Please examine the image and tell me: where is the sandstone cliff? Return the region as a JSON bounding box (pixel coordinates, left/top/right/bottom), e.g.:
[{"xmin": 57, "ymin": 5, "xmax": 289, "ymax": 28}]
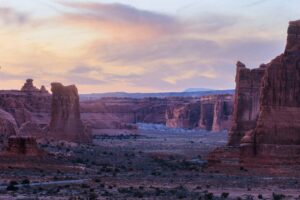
[
  {"xmin": 166, "ymin": 101, "xmax": 201, "ymax": 129},
  {"xmin": 227, "ymin": 62, "xmax": 266, "ymax": 146},
  {"xmin": 166, "ymin": 95, "xmax": 233, "ymax": 131},
  {"xmin": 49, "ymin": 83, "xmax": 91, "ymax": 144},
  {"xmin": 220, "ymin": 20, "xmax": 300, "ymax": 165},
  {"xmin": 0, "ymin": 79, "xmax": 51, "ymax": 127}
]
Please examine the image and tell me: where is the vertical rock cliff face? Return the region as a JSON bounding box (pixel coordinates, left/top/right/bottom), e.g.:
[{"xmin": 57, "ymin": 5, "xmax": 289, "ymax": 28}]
[
  {"xmin": 212, "ymin": 96, "xmax": 234, "ymax": 132},
  {"xmin": 220, "ymin": 20, "xmax": 300, "ymax": 165},
  {"xmin": 49, "ymin": 83, "xmax": 91, "ymax": 144},
  {"xmin": 166, "ymin": 95, "xmax": 233, "ymax": 131},
  {"xmin": 198, "ymin": 102, "xmax": 215, "ymax": 130},
  {"xmin": 242, "ymin": 20, "xmax": 300, "ymax": 163},
  {"xmin": 166, "ymin": 101, "xmax": 201, "ymax": 129},
  {"xmin": 227, "ymin": 62, "xmax": 266, "ymax": 146}
]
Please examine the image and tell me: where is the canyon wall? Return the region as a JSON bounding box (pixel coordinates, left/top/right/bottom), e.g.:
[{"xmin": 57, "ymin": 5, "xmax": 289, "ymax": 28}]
[
  {"xmin": 166, "ymin": 95, "xmax": 233, "ymax": 131},
  {"xmin": 240, "ymin": 20, "xmax": 300, "ymax": 164},
  {"xmin": 166, "ymin": 101, "xmax": 201, "ymax": 129},
  {"xmin": 0, "ymin": 79, "xmax": 51, "ymax": 128},
  {"xmin": 227, "ymin": 62, "xmax": 266, "ymax": 146},
  {"xmin": 217, "ymin": 20, "xmax": 300, "ymax": 165},
  {"xmin": 0, "ymin": 79, "xmax": 234, "ymax": 142}
]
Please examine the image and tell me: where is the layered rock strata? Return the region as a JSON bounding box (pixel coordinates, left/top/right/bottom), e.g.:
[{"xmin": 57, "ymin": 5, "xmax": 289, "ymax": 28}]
[
  {"xmin": 217, "ymin": 20, "xmax": 300, "ymax": 165},
  {"xmin": 227, "ymin": 62, "xmax": 266, "ymax": 146},
  {"xmin": 166, "ymin": 101, "xmax": 201, "ymax": 129},
  {"xmin": 0, "ymin": 79, "xmax": 51, "ymax": 127},
  {"xmin": 166, "ymin": 95, "xmax": 233, "ymax": 131}
]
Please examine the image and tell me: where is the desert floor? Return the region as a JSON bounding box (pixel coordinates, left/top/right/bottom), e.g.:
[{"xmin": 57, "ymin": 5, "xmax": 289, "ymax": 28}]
[{"xmin": 0, "ymin": 125, "xmax": 299, "ymax": 199}]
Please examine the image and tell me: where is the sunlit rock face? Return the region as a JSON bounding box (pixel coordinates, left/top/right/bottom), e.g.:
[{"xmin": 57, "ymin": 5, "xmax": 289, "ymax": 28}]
[
  {"xmin": 225, "ymin": 20, "xmax": 300, "ymax": 165},
  {"xmin": 49, "ymin": 83, "xmax": 92, "ymax": 144}
]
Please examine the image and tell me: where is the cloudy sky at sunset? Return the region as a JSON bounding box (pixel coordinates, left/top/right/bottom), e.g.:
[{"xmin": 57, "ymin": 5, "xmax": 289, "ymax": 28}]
[{"xmin": 0, "ymin": 0, "xmax": 299, "ymax": 93}]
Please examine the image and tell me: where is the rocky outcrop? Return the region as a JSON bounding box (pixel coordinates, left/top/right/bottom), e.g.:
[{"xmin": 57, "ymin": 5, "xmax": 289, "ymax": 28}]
[
  {"xmin": 19, "ymin": 121, "xmax": 45, "ymax": 139},
  {"xmin": 212, "ymin": 96, "xmax": 234, "ymax": 132},
  {"xmin": 227, "ymin": 62, "xmax": 266, "ymax": 146},
  {"xmin": 166, "ymin": 101, "xmax": 201, "ymax": 129},
  {"xmin": 166, "ymin": 95, "xmax": 233, "ymax": 131},
  {"xmin": 21, "ymin": 79, "xmax": 40, "ymax": 92},
  {"xmin": 0, "ymin": 109, "xmax": 18, "ymax": 143},
  {"xmin": 40, "ymin": 85, "xmax": 49, "ymax": 93},
  {"xmin": 6, "ymin": 136, "xmax": 44, "ymax": 156},
  {"xmin": 240, "ymin": 20, "xmax": 300, "ymax": 164},
  {"xmin": 80, "ymin": 97, "xmax": 169, "ymax": 130},
  {"xmin": 49, "ymin": 83, "xmax": 91, "ymax": 144},
  {"xmin": 82, "ymin": 95, "xmax": 233, "ymax": 132},
  {"xmin": 214, "ymin": 20, "xmax": 300, "ymax": 166},
  {"xmin": 0, "ymin": 79, "xmax": 51, "ymax": 128}
]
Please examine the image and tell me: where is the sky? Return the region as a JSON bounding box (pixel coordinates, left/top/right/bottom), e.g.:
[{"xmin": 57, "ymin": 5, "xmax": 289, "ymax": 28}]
[{"xmin": 0, "ymin": 0, "xmax": 299, "ymax": 93}]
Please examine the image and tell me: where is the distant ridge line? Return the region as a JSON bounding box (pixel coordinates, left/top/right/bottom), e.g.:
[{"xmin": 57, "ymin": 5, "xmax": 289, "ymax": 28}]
[{"xmin": 80, "ymin": 89, "xmax": 235, "ymax": 101}]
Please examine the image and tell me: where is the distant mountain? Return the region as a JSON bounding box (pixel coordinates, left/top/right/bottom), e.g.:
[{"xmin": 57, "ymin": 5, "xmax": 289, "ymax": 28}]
[
  {"xmin": 80, "ymin": 89, "xmax": 235, "ymax": 101},
  {"xmin": 183, "ymin": 88, "xmax": 212, "ymax": 92}
]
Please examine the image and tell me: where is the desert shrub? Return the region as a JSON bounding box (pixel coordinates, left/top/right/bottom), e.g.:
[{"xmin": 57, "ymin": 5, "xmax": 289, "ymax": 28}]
[
  {"xmin": 80, "ymin": 183, "xmax": 89, "ymax": 188},
  {"xmin": 272, "ymin": 193, "xmax": 285, "ymax": 200},
  {"xmin": 204, "ymin": 192, "xmax": 214, "ymax": 200},
  {"xmin": 221, "ymin": 192, "xmax": 229, "ymax": 198},
  {"xmin": 133, "ymin": 191, "xmax": 144, "ymax": 198},
  {"xmin": 93, "ymin": 178, "xmax": 101, "ymax": 183},
  {"xmin": 89, "ymin": 192, "xmax": 98, "ymax": 200},
  {"xmin": 21, "ymin": 179, "xmax": 30, "ymax": 185},
  {"xmin": 6, "ymin": 181, "xmax": 18, "ymax": 191}
]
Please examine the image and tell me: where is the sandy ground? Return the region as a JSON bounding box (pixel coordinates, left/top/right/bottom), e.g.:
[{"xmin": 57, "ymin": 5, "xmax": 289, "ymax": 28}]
[{"xmin": 0, "ymin": 126, "xmax": 299, "ymax": 199}]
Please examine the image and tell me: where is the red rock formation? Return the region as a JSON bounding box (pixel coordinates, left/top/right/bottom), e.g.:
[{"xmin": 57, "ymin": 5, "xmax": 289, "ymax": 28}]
[
  {"xmin": 0, "ymin": 109, "xmax": 17, "ymax": 143},
  {"xmin": 239, "ymin": 20, "xmax": 300, "ymax": 164},
  {"xmin": 166, "ymin": 95, "xmax": 233, "ymax": 131},
  {"xmin": 6, "ymin": 136, "xmax": 44, "ymax": 156},
  {"xmin": 21, "ymin": 79, "xmax": 40, "ymax": 92},
  {"xmin": 49, "ymin": 82, "xmax": 91, "ymax": 144},
  {"xmin": 212, "ymin": 20, "xmax": 300, "ymax": 166},
  {"xmin": 0, "ymin": 79, "xmax": 51, "ymax": 127},
  {"xmin": 227, "ymin": 62, "xmax": 266, "ymax": 146},
  {"xmin": 81, "ymin": 97, "xmax": 172, "ymax": 130},
  {"xmin": 212, "ymin": 95, "xmax": 234, "ymax": 132},
  {"xmin": 40, "ymin": 85, "xmax": 49, "ymax": 93},
  {"xmin": 166, "ymin": 101, "xmax": 201, "ymax": 129}
]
